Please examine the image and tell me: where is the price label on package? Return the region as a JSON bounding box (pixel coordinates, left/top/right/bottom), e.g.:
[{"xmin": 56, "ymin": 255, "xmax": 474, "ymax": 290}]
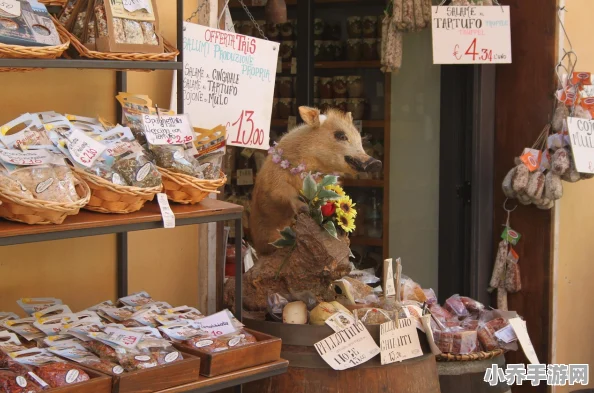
[
  {"xmin": 68, "ymin": 130, "xmax": 106, "ymax": 168},
  {"xmin": 0, "ymin": 149, "xmax": 54, "ymax": 166},
  {"xmin": 432, "ymin": 6, "xmax": 512, "ymax": 64},
  {"xmin": 380, "ymin": 318, "xmax": 423, "ymax": 365},
  {"xmin": 142, "ymin": 114, "xmax": 194, "ymax": 146},
  {"xmin": 0, "ymin": 0, "xmax": 21, "ymax": 17}
]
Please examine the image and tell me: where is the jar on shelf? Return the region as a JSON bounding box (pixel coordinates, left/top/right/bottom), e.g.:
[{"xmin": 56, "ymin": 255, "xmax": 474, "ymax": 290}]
[
  {"xmin": 278, "ymin": 77, "xmax": 293, "ymax": 98},
  {"xmin": 240, "ymin": 21, "xmax": 254, "ymax": 36},
  {"xmin": 334, "ymin": 98, "xmax": 348, "ymax": 113},
  {"xmin": 314, "ymin": 18, "xmax": 325, "ymax": 39},
  {"xmin": 331, "ymin": 41, "xmax": 344, "ymax": 61},
  {"xmin": 346, "ymin": 16, "xmax": 362, "ymax": 38},
  {"xmin": 347, "ymin": 98, "xmax": 365, "ymax": 120},
  {"xmin": 346, "ymin": 39, "xmax": 363, "ymax": 61},
  {"xmin": 278, "ymin": 98, "xmax": 292, "ymax": 119},
  {"xmin": 362, "ymin": 39, "xmax": 378, "ymax": 61},
  {"xmin": 322, "ymin": 41, "xmax": 334, "ymax": 61},
  {"xmin": 362, "ymin": 16, "xmax": 378, "ymax": 38},
  {"xmin": 346, "ymin": 75, "xmax": 364, "ymax": 98},
  {"xmin": 280, "ymin": 41, "xmax": 294, "ymax": 60},
  {"xmin": 314, "ymin": 76, "xmax": 321, "ymax": 98},
  {"xmin": 272, "ymin": 98, "xmax": 279, "ymax": 119},
  {"xmin": 320, "ymin": 99, "xmax": 334, "ymax": 114},
  {"xmin": 332, "ymin": 76, "xmax": 347, "ymax": 98},
  {"xmin": 314, "ymin": 40, "xmax": 325, "ymax": 61},
  {"xmin": 281, "ymin": 20, "xmax": 295, "ymax": 40},
  {"xmin": 256, "ymin": 20, "xmax": 266, "ymax": 35},
  {"xmin": 329, "ymin": 23, "xmax": 342, "ymax": 40},
  {"xmin": 313, "ymin": 98, "xmax": 321, "ymax": 109},
  {"xmin": 319, "ymin": 77, "xmax": 334, "ymax": 99},
  {"xmin": 366, "ymin": 189, "xmax": 382, "ymax": 239},
  {"xmin": 267, "ymin": 23, "xmax": 280, "ymax": 40}
]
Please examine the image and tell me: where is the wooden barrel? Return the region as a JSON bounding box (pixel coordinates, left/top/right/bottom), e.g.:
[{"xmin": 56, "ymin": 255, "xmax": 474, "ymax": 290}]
[
  {"xmin": 438, "ymin": 355, "xmax": 510, "ymax": 393},
  {"xmin": 243, "ymin": 319, "xmax": 441, "ymax": 393}
]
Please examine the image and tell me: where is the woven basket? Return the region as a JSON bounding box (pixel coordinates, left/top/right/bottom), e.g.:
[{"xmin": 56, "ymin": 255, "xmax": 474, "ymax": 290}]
[
  {"xmin": 436, "ymin": 349, "xmax": 505, "ymax": 362},
  {"xmin": 72, "ymin": 167, "xmax": 162, "ymax": 214},
  {"xmin": 0, "ymin": 17, "xmax": 70, "ymax": 72},
  {"xmin": 38, "ymin": 0, "xmax": 67, "ymax": 5},
  {"xmin": 54, "ymin": 18, "xmax": 179, "ymax": 62},
  {"xmin": 0, "ymin": 174, "xmax": 90, "ymax": 225},
  {"xmin": 159, "ymin": 168, "xmax": 226, "ymax": 204}
]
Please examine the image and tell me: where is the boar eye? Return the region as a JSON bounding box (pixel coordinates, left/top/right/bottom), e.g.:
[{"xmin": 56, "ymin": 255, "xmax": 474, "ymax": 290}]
[{"xmin": 334, "ymin": 131, "xmax": 348, "ymax": 141}]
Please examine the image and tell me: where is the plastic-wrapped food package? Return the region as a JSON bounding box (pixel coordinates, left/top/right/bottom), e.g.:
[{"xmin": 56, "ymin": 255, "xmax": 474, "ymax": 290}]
[
  {"xmin": 2, "ymin": 319, "xmax": 44, "ymax": 342},
  {"xmin": 461, "ymin": 317, "xmax": 479, "ymax": 330},
  {"xmin": 118, "ymin": 291, "xmax": 153, "ymax": 307},
  {"xmin": 84, "ymin": 341, "xmax": 119, "ymax": 363},
  {"xmin": 444, "ymin": 294, "xmax": 470, "ymax": 318},
  {"xmin": 400, "ymin": 276, "xmax": 427, "ymax": 303},
  {"xmin": 48, "ymin": 344, "xmax": 124, "ymax": 375},
  {"xmin": 150, "ymin": 145, "xmax": 201, "ymax": 177},
  {"xmin": 353, "ymin": 308, "xmax": 396, "ymax": 325},
  {"xmin": 348, "ymin": 269, "xmax": 381, "ymax": 285},
  {"xmin": 434, "ymin": 328, "xmax": 478, "ymax": 355},
  {"xmin": 136, "ymin": 337, "xmax": 183, "ymax": 365},
  {"xmin": 112, "ymin": 152, "xmax": 161, "ymax": 188},
  {"xmin": 459, "ymin": 297, "xmax": 485, "ymax": 314},
  {"xmin": 114, "ymin": 347, "xmax": 158, "ymax": 371},
  {"xmin": 422, "ymin": 289, "xmax": 438, "ymax": 305},
  {"xmin": 0, "ymin": 370, "xmax": 45, "ymax": 392},
  {"xmin": 0, "ymin": 170, "xmax": 33, "ymax": 199},
  {"xmin": 217, "ymin": 331, "xmax": 257, "ymax": 349},
  {"xmin": 266, "ymin": 293, "xmax": 289, "ymax": 322},
  {"xmin": 332, "ymin": 277, "xmax": 374, "ymax": 305},
  {"xmin": 428, "ymin": 304, "xmax": 454, "ymax": 325},
  {"xmin": 94, "ymin": 0, "xmax": 109, "ymax": 37},
  {"xmin": 196, "ymin": 151, "xmax": 224, "ymax": 180},
  {"xmin": 477, "ymin": 317, "xmax": 507, "ymax": 351},
  {"xmin": 140, "ymin": 22, "xmax": 158, "ymax": 45},
  {"xmin": 10, "ymin": 349, "xmax": 89, "ymax": 388}
]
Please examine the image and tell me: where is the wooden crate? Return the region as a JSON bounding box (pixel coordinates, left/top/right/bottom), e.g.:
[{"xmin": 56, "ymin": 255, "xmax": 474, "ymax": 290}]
[
  {"xmin": 175, "ymin": 329, "xmax": 281, "ymax": 377},
  {"xmin": 48, "ymin": 368, "xmax": 112, "ymax": 393}
]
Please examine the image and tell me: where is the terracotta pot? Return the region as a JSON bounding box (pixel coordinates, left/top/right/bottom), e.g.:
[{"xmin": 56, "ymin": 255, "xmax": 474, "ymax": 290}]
[
  {"xmin": 280, "ymin": 41, "xmax": 295, "ymax": 60},
  {"xmin": 334, "ymin": 98, "xmax": 348, "ymax": 113},
  {"xmin": 346, "ymin": 75, "xmax": 364, "ymax": 98},
  {"xmin": 332, "ymin": 76, "xmax": 347, "ymax": 98},
  {"xmin": 320, "ymin": 99, "xmax": 334, "ymax": 114},
  {"xmin": 281, "ymin": 20, "xmax": 295, "ymax": 40},
  {"xmin": 314, "ymin": 18, "xmax": 325, "ymax": 39},
  {"xmin": 278, "ymin": 98, "xmax": 292, "ymax": 119},
  {"xmin": 347, "ymin": 98, "xmax": 365, "ymax": 120},
  {"xmin": 362, "ymin": 16, "xmax": 378, "ymax": 38},
  {"xmin": 267, "ymin": 23, "xmax": 281, "ymax": 40},
  {"xmin": 346, "ymin": 16, "xmax": 362, "ymax": 38},
  {"xmin": 240, "ymin": 21, "xmax": 254, "ymax": 36},
  {"xmin": 314, "ymin": 76, "xmax": 320, "ymax": 98},
  {"xmin": 314, "ymin": 40, "xmax": 325, "ymax": 61},
  {"xmin": 346, "ymin": 39, "xmax": 363, "ymax": 61},
  {"xmin": 277, "ymin": 77, "xmax": 293, "ymax": 98},
  {"xmin": 319, "ymin": 77, "xmax": 334, "ymax": 99},
  {"xmin": 272, "ymin": 98, "xmax": 279, "ymax": 119},
  {"xmin": 362, "ymin": 38, "xmax": 378, "ymax": 61}
]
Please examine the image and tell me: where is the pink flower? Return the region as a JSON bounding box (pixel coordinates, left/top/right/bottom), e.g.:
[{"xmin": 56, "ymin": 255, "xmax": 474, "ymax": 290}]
[
  {"xmin": 297, "ymin": 163, "xmax": 306, "ymax": 172},
  {"xmin": 268, "ymin": 146, "xmax": 276, "ymax": 155},
  {"xmin": 300, "ymin": 172, "xmax": 307, "ymax": 179},
  {"xmin": 276, "ymin": 148, "xmax": 284, "ymax": 155},
  {"xmin": 280, "ymin": 160, "xmax": 290, "ymax": 169},
  {"xmin": 290, "ymin": 167, "xmax": 300, "ymax": 175},
  {"xmin": 272, "ymin": 154, "xmax": 281, "ymax": 164}
]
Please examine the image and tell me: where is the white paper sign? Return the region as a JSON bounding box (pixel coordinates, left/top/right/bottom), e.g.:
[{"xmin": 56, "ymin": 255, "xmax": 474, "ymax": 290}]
[
  {"xmin": 0, "ymin": 149, "xmax": 54, "ymax": 166},
  {"xmin": 383, "ymin": 259, "xmax": 396, "ymax": 297},
  {"xmin": 157, "ymin": 193, "xmax": 175, "ymax": 229},
  {"xmin": 142, "ymin": 114, "xmax": 194, "ymax": 146},
  {"xmin": 432, "ymin": 6, "xmax": 512, "ymax": 64},
  {"xmin": 567, "ymin": 117, "xmax": 594, "ymax": 173},
  {"xmin": 68, "ymin": 130, "xmax": 106, "ymax": 168},
  {"xmin": 325, "ymin": 312, "xmax": 356, "ymax": 333},
  {"xmin": 236, "ymin": 168, "xmax": 254, "ymax": 185},
  {"xmin": 122, "ymin": 0, "xmax": 149, "ymax": 12},
  {"xmin": 509, "ymin": 317, "xmax": 540, "ymax": 365},
  {"xmin": 101, "ymin": 327, "xmax": 144, "ymax": 349},
  {"xmin": 380, "ymin": 318, "xmax": 423, "ymax": 365},
  {"xmin": 0, "ymin": 0, "xmax": 21, "ymax": 17},
  {"xmin": 190, "ymin": 310, "xmax": 236, "ymax": 336},
  {"xmin": 314, "ymin": 321, "xmax": 380, "ymax": 370},
  {"xmin": 421, "ymin": 315, "xmax": 442, "ymax": 355},
  {"xmin": 183, "ymin": 22, "xmax": 279, "ymax": 150}
]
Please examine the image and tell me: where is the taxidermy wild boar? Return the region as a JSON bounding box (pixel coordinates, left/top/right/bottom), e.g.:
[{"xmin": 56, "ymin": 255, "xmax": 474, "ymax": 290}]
[{"xmin": 250, "ymin": 106, "xmax": 382, "ymax": 255}]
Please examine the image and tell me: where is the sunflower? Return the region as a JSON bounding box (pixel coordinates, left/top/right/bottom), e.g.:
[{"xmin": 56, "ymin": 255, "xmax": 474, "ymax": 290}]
[
  {"xmin": 337, "ymin": 213, "xmax": 356, "ymax": 233},
  {"xmin": 325, "ymin": 184, "xmax": 346, "ymax": 197},
  {"xmin": 335, "ymin": 196, "xmax": 357, "ymax": 218}
]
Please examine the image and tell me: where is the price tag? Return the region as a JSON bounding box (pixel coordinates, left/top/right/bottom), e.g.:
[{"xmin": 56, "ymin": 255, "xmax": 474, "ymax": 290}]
[
  {"xmin": 157, "ymin": 193, "xmax": 175, "ymax": 229},
  {"xmin": 142, "ymin": 114, "xmax": 194, "ymax": 146},
  {"xmin": 68, "ymin": 130, "xmax": 106, "ymax": 168},
  {"xmin": 494, "ymin": 324, "xmax": 518, "ymax": 344},
  {"xmin": 122, "ymin": 0, "xmax": 150, "ymax": 12},
  {"xmin": 509, "ymin": 317, "xmax": 540, "ymax": 364},
  {"xmin": 380, "ymin": 318, "xmax": 423, "ymax": 365},
  {"xmin": 325, "ymin": 312, "xmax": 355, "ymax": 333},
  {"xmin": 353, "ymin": 120, "xmax": 363, "ymax": 133},
  {"xmin": 501, "ymin": 227, "xmax": 521, "ymax": 245},
  {"xmin": 190, "ymin": 310, "xmax": 236, "ymax": 336},
  {"xmin": 0, "ymin": 149, "xmax": 54, "ymax": 166},
  {"xmin": 237, "ymin": 169, "xmax": 254, "ymax": 186},
  {"xmin": 287, "ymin": 116, "xmax": 297, "ymax": 132},
  {"xmin": 314, "ymin": 321, "xmax": 380, "ymax": 370},
  {"xmin": 291, "ymin": 58, "xmax": 297, "ymax": 74},
  {"xmin": 102, "ymin": 327, "xmax": 144, "ymax": 349},
  {"xmin": 431, "ymin": 6, "xmax": 512, "ymax": 64},
  {"xmin": 0, "ymin": 0, "xmax": 20, "ymax": 17},
  {"xmin": 567, "ymin": 117, "xmax": 594, "ymax": 173},
  {"xmin": 383, "ymin": 259, "xmax": 396, "ymax": 297}
]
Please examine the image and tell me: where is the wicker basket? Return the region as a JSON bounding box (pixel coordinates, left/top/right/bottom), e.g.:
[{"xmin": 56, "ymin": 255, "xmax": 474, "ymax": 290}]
[
  {"xmin": 0, "ymin": 17, "xmax": 70, "ymax": 72},
  {"xmin": 72, "ymin": 167, "xmax": 162, "ymax": 214},
  {"xmin": 54, "ymin": 18, "xmax": 179, "ymax": 62},
  {"xmin": 436, "ymin": 349, "xmax": 505, "ymax": 362},
  {"xmin": 159, "ymin": 168, "xmax": 226, "ymax": 205},
  {"xmin": 0, "ymin": 174, "xmax": 90, "ymax": 225},
  {"xmin": 38, "ymin": 0, "xmax": 67, "ymax": 6}
]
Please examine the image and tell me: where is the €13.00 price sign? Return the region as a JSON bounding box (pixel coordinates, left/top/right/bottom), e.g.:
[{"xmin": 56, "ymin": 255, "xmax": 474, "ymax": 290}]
[
  {"xmin": 182, "ymin": 22, "xmax": 279, "ymax": 150},
  {"xmin": 432, "ymin": 6, "xmax": 511, "ymax": 64}
]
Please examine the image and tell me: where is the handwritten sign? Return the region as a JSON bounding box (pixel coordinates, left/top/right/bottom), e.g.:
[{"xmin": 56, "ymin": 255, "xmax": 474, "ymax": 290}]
[
  {"xmin": 0, "ymin": 149, "xmax": 53, "ymax": 166},
  {"xmin": 190, "ymin": 310, "xmax": 236, "ymax": 336},
  {"xmin": 383, "ymin": 259, "xmax": 396, "ymax": 297},
  {"xmin": 142, "ymin": 114, "xmax": 194, "ymax": 146},
  {"xmin": 380, "ymin": 318, "xmax": 423, "ymax": 365},
  {"xmin": 567, "ymin": 117, "xmax": 594, "ymax": 173},
  {"xmin": 432, "ymin": 6, "xmax": 511, "ymax": 64},
  {"xmin": 183, "ymin": 23, "xmax": 279, "ymax": 150},
  {"xmin": 314, "ymin": 321, "xmax": 380, "ymax": 370},
  {"xmin": 0, "ymin": 0, "xmax": 20, "ymax": 17},
  {"xmin": 68, "ymin": 130, "xmax": 106, "ymax": 168}
]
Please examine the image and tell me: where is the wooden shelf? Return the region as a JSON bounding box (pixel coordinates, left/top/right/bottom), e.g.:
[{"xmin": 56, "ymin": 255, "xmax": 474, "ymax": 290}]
[
  {"xmin": 230, "ymin": 0, "xmax": 384, "ymax": 7},
  {"xmin": 340, "ymin": 178, "xmax": 384, "ymax": 188},
  {"xmin": 349, "ymin": 236, "xmax": 383, "ymax": 247},
  {"xmin": 362, "ymin": 120, "xmax": 386, "ymax": 128},
  {"xmin": 157, "ymin": 360, "xmax": 289, "ymax": 393},
  {"xmin": 0, "ymin": 199, "xmax": 243, "ymax": 246},
  {"xmin": 315, "ymin": 61, "xmax": 381, "ymax": 69},
  {"xmin": 271, "ymin": 119, "xmax": 289, "ymax": 127}
]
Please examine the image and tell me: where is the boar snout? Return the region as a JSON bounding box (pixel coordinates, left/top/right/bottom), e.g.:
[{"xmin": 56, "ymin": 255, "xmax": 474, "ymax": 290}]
[{"xmin": 345, "ymin": 156, "xmax": 383, "ymax": 173}]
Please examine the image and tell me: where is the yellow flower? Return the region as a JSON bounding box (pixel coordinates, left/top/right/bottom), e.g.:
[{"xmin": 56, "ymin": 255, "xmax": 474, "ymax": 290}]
[
  {"xmin": 337, "ymin": 214, "xmax": 356, "ymax": 233},
  {"xmin": 335, "ymin": 196, "xmax": 357, "ymax": 218},
  {"xmin": 325, "ymin": 184, "xmax": 346, "ymax": 197}
]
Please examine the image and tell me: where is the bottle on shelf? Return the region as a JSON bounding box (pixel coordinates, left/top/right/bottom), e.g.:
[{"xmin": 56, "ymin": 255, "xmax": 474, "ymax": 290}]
[{"xmin": 366, "ymin": 189, "xmax": 382, "ymax": 239}]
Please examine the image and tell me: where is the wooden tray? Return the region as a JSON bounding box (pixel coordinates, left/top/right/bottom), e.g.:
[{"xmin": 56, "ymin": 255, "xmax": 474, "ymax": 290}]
[
  {"xmin": 108, "ymin": 353, "xmax": 201, "ymax": 393},
  {"xmin": 175, "ymin": 329, "xmax": 281, "ymax": 377},
  {"xmin": 49, "ymin": 367, "xmax": 112, "ymax": 393}
]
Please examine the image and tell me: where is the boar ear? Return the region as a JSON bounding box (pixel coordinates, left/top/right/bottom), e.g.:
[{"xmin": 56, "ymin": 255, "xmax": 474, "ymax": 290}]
[
  {"xmin": 345, "ymin": 112, "xmax": 353, "ymax": 123},
  {"xmin": 299, "ymin": 106, "xmax": 321, "ymax": 127}
]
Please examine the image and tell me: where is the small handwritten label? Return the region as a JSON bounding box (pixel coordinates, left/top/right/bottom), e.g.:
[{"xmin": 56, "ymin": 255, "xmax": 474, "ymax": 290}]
[
  {"xmin": 384, "ymin": 259, "xmax": 396, "ymax": 297},
  {"xmin": 68, "ymin": 130, "xmax": 106, "ymax": 168},
  {"xmin": 0, "ymin": 149, "xmax": 53, "ymax": 166},
  {"xmin": 567, "ymin": 117, "xmax": 594, "ymax": 174},
  {"xmin": 325, "ymin": 311, "xmax": 355, "ymax": 333},
  {"xmin": 314, "ymin": 321, "xmax": 380, "ymax": 370},
  {"xmin": 380, "ymin": 318, "xmax": 423, "ymax": 365},
  {"xmin": 101, "ymin": 327, "xmax": 144, "ymax": 349},
  {"xmin": 0, "ymin": 0, "xmax": 20, "ymax": 17},
  {"xmin": 157, "ymin": 193, "xmax": 175, "ymax": 229},
  {"xmin": 190, "ymin": 310, "xmax": 236, "ymax": 336},
  {"xmin": 236, "ymin": 168, "xmax": 254, "ymax": 186},
  {"xmin": 142, "ymin": 114, "xmax": 195, "ymax": 146}
]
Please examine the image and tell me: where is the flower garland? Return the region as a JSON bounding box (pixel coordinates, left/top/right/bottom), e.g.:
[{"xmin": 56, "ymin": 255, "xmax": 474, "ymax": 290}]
[{"xmin": 268, "ymin": 143, "xmax": 323, "ymax": 180}]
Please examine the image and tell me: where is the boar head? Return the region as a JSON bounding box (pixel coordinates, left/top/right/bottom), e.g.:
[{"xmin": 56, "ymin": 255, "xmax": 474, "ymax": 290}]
[{"xmin": 278, "ymin": 106, "xmax": 382, "ymax": 175}]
